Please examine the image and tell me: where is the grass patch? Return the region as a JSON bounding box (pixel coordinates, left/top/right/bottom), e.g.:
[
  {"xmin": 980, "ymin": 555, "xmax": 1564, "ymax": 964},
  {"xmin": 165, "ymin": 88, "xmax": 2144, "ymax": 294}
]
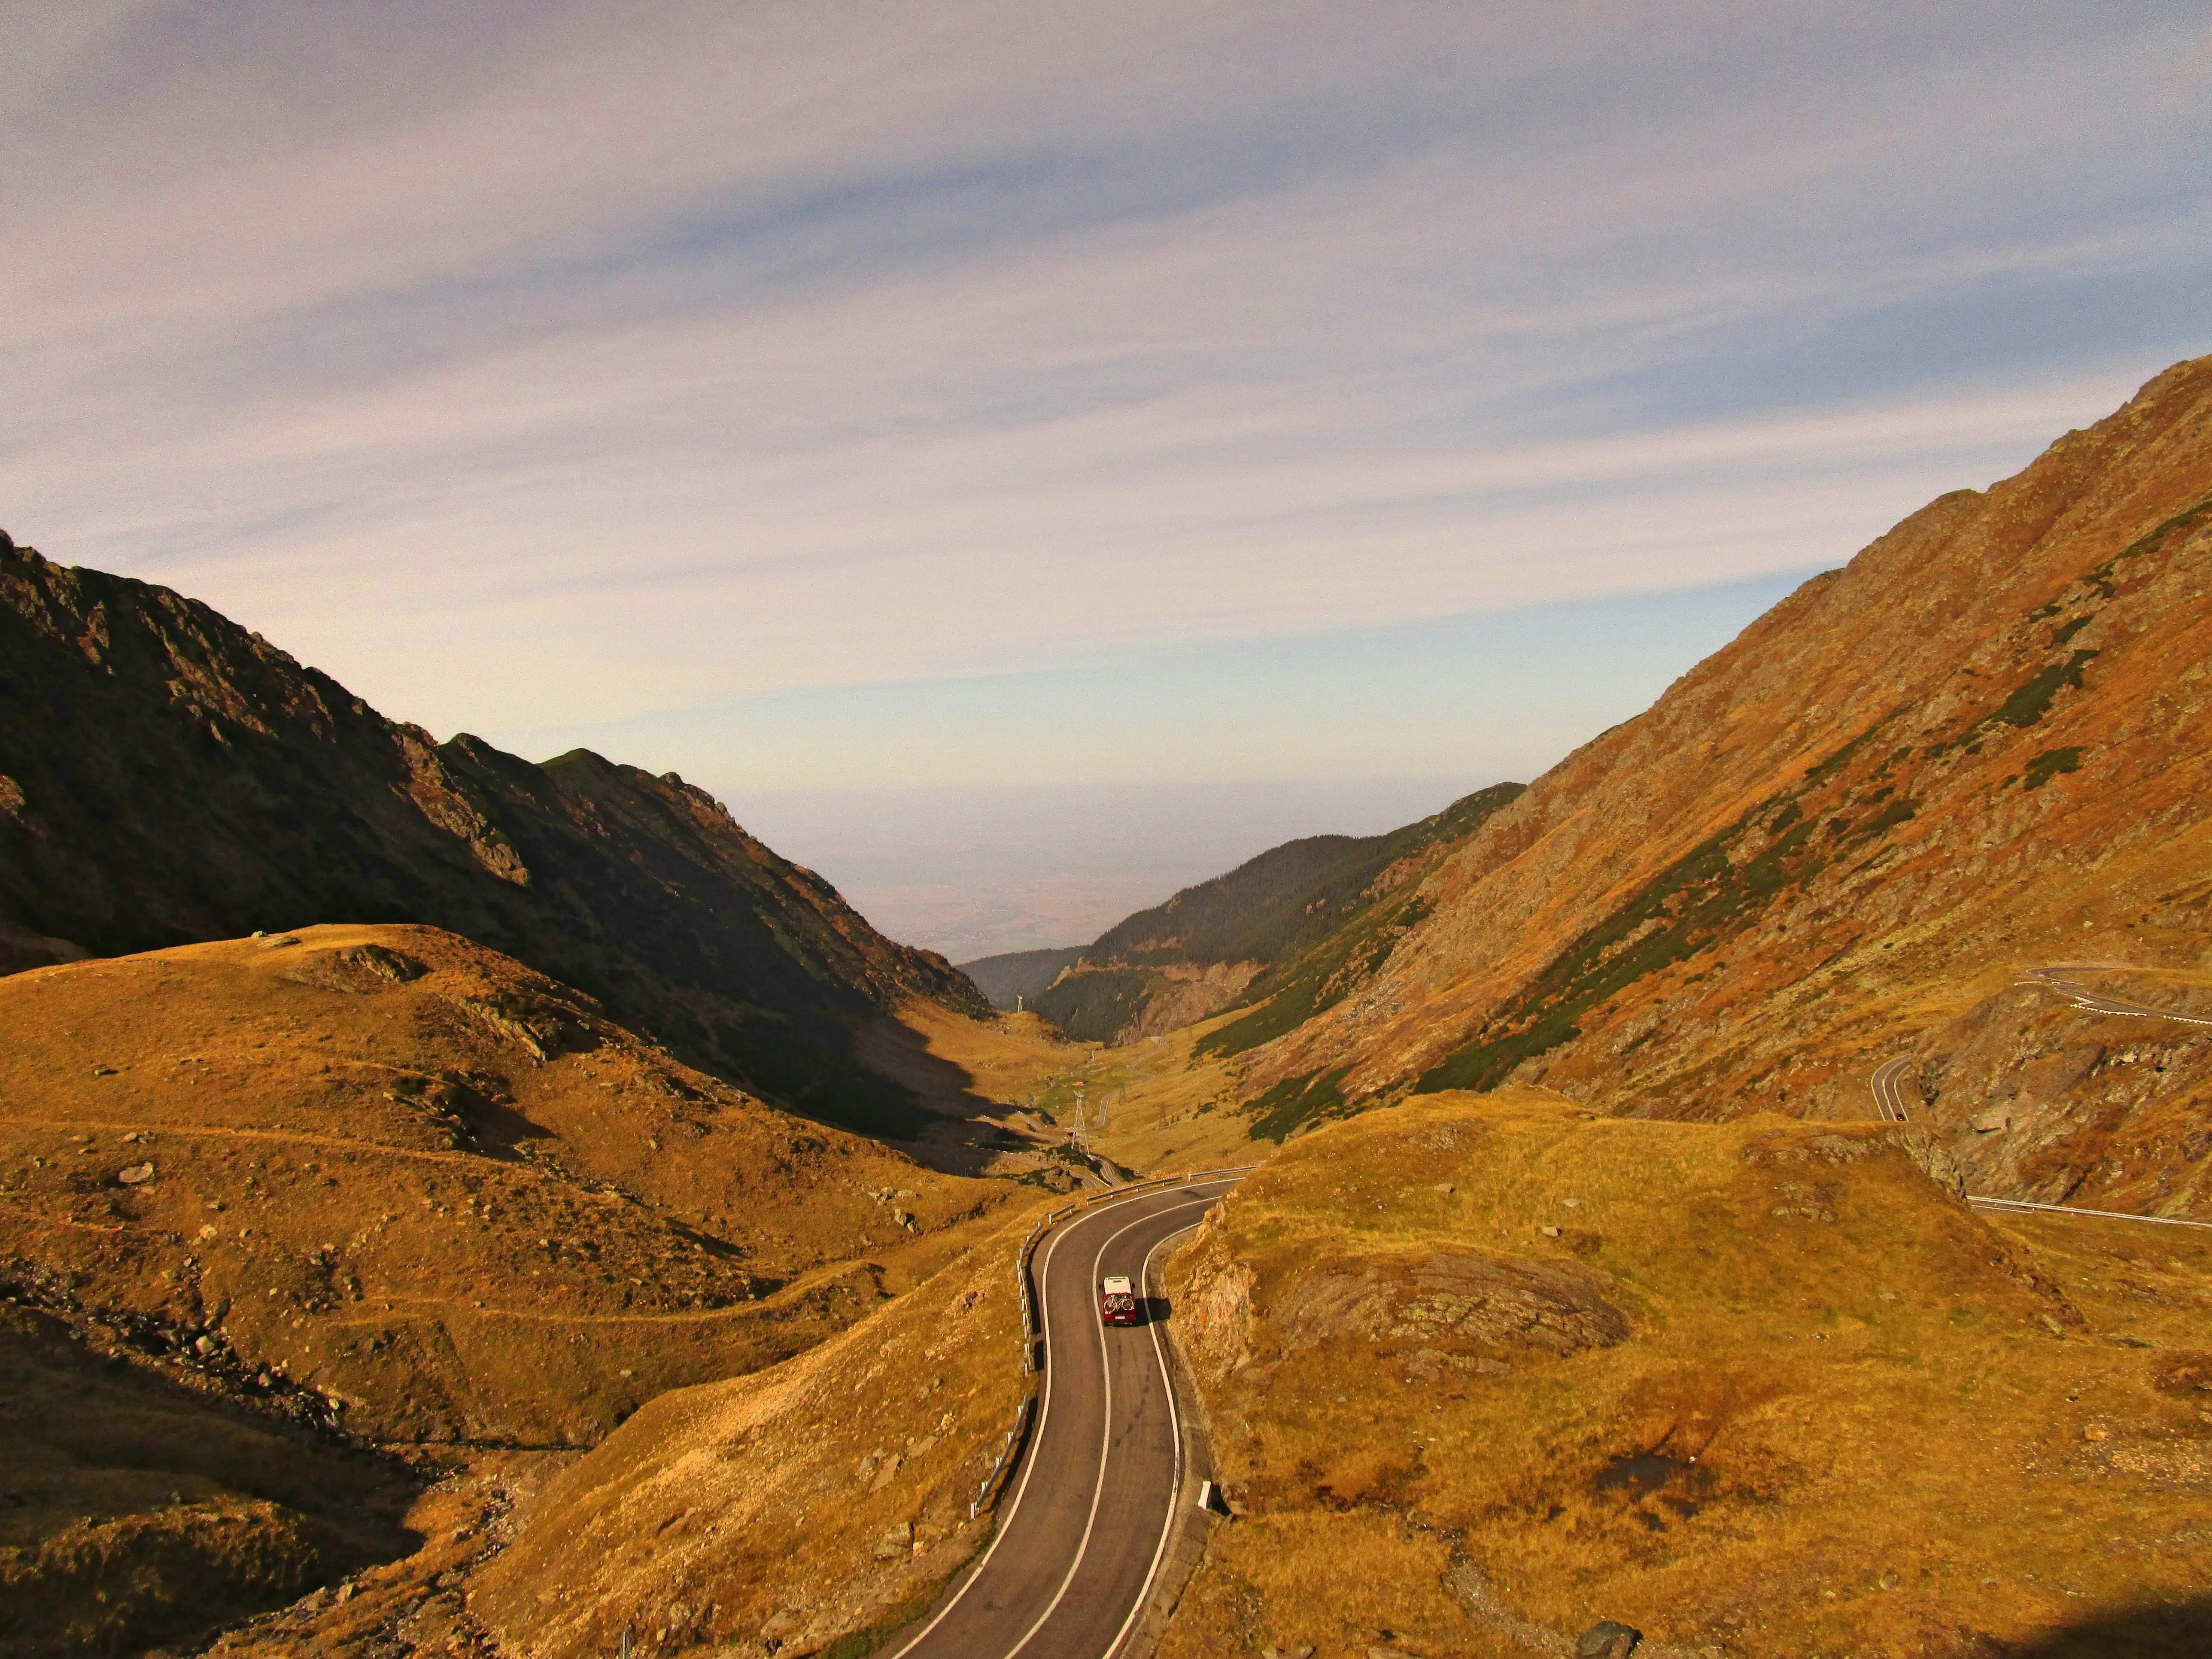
[
  {"xmin": 1159, "ymin": 1094, "xmax": 2212, "ymax": 1659},
  {"xmin": 1246, "ymin": 1066, "xmax": 1355, "ymax": 1143},
  {"xmin": 2023, "ymin": 746, "xmax": 2084, "ymax": 790},
  {"xmin": 1989, "ymin": 649, "xmax": 2099, "ymax": 729}
]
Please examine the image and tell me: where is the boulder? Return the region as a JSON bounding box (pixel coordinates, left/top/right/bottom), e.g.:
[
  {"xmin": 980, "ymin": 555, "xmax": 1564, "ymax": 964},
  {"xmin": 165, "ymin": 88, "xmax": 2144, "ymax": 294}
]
[{"xmin": 1577, "ymin": 1622, "xmax": 1642, "ymax": 1658}]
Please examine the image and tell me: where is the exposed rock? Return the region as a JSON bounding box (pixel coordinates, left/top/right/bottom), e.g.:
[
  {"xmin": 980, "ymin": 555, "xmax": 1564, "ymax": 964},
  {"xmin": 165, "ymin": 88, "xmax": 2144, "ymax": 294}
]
[
  {"xmin": 285, "ymin": 942, "xmax": 428, "ymax": 993},
  {"xmin": 1576, "ymin": 1621, "xmax": 1642, "ymax": 1658},
  {"xmin": 1273, "ymin": 1249, "xmax": 1628, "ymax": 1357}
]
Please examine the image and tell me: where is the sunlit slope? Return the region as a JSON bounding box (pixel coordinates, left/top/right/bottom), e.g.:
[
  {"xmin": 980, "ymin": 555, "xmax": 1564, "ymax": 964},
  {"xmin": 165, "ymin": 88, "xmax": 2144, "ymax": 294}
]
[
  {"xmin": 0, "ymin": 925, "xmax": 1013, "ymax": 1449},
  {"xmin": 474, "ymin": 1206, "xmax": 1042, "ymax": 1659},
  {"xmin": 0, "ymin": 533, "xmax": 988, "ymax": 1137},
  {"xmin": 885, "ymin": 997, "xmax": 1261, "ymax": 1176},
  {"xmin": 1209, "ymin": 356, "xmax": 2212, "ymax": 1192},
  {"xmin": 1159, "ymin": 1092, "xmax": 2212, "ymax": 1657}
]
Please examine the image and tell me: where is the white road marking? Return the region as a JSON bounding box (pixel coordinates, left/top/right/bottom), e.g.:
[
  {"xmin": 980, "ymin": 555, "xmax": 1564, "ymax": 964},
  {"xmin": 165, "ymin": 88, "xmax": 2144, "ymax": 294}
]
[
  {"xmin": 1102, "ymin": 1217, "xmax": 1206, "ymax": 1659},
  {"xmin": 892, "ymin": 1181, "xmax": 1229, "ymax": 1659},
  {"xmin": 1968, "ymin": 1195, "xmax": 2212, "ymax": 1231},
  {"xmin": 1006, "ymin": 1194, "xmax": 1217, "ymax": 1659},
  {"xmin": 1869, "ymin": 1056, "xmax": 1911, "ymax": 1122},
  {"xmin": 1864, "ymin": 966, "xmax": 2210, "ymax": 1232}
]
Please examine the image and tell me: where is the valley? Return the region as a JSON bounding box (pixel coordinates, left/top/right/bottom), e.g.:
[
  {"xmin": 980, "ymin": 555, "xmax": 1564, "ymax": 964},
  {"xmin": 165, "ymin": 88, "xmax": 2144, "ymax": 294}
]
[{"xmin": 3, "ymin": 356, "xmax": 2210, "ymax": 1657}]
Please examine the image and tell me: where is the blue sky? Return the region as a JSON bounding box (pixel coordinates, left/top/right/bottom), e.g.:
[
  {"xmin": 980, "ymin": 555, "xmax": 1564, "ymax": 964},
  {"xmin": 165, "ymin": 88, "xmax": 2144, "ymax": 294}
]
[{"xmin": 5, "ymin": 2, "xmax": 2208, "ymax": 954}]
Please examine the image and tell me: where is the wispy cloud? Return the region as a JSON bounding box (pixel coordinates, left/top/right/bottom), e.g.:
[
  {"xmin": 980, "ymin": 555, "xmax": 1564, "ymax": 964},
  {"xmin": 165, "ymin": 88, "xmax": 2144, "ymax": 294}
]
[{"xmin": 4, "ymin": 0, "xmax": 2206, "ymax": 762}]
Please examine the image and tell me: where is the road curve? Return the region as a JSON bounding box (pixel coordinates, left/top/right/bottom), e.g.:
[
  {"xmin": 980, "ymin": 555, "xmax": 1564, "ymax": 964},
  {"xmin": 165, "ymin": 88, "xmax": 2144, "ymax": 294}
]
[
  {"xmin": 1869, "ymin": 966, "xmax": 2212, "ymax": 1229},
  {"xmin": 893, "ymin": 1179, "xmax": 1234, "ymax": 1659},
  {"xmin": 1869, "ymin": 1056, "xmax": 1913, "ymax": 1122}
]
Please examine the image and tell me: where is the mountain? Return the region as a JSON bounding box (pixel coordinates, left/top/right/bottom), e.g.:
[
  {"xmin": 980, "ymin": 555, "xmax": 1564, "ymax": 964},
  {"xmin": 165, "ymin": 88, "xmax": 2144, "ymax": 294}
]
[
  {"xmin": 1029, "ymin": 784, "xmax": 1525, "ymax": 1043},
  {"xmin": 0, "ymin": 537, "xmax": 989, "ymax": 1137},
  {"xmin": 955, "ymin": 945, "xmax": 1085, "ymax": 1012},
  {"xmin": 1188, "ymin": 354, "xmax": 2212, "ymax": 1208}
]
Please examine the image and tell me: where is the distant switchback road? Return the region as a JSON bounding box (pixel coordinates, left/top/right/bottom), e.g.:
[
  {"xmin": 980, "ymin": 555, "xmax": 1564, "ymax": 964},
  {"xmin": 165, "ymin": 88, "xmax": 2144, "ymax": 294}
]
[
  {"xmin": 1870, "ymin": 966, "xmax": 2212, "ymax": 1231},
  {"xmin": 2018, "ymin": 966, "xmax": 2212, "ymax": 1027},
  {"xmin": 894, "ymin": 1178, "xmax": 1237, "ymax": 1659}
]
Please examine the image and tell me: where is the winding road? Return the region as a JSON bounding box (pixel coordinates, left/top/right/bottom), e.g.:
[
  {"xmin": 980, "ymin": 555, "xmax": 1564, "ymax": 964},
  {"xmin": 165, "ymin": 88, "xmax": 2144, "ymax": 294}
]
[
  {"xmin": 2017, "ymin": 965, "xmax": 2212, "ymax": 1027},
  {"xmin": 1869, "ymin": 966, "xmax": 2212, "ymax": 1231},
  {"xmin": 893, "ymin": 1178, "xmax": 1237, "ymax": 1659},
  {"xmin": 1869, "ymin": 1056, "xmax": 1914, "ymax": 1122}
]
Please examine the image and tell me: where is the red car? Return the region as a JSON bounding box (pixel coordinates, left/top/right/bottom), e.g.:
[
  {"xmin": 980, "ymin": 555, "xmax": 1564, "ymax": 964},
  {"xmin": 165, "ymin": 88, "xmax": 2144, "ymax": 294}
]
[{"xmin": 1099, "ymin": 1275, "xmax": 1138, "ymax": 1325}]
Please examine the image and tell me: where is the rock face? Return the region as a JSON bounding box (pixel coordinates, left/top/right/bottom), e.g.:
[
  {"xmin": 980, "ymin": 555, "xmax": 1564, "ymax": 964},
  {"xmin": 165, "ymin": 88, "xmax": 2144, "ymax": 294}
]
[
  {"xmin": 0, "ymin": 538, "xmax": 986, "ymax": 1136},
  {"xmin": 1208, "ymin": 355, "xmax": 2212, "ymax": 1211}
]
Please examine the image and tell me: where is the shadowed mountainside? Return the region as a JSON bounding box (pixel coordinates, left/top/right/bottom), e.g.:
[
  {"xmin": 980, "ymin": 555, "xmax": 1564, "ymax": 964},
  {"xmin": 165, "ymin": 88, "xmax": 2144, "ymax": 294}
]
[
  {"xmin": 1182, "ymin": 355, "xmax": 2212, "ymax": 1203},
  {"xmin": 954, "ymin": 945, "xmax": 1084, "ymax": 1012},
  {"xmin": 0, "ymin": 538, "xmax": 988, "ymax": 1138},
  {"xmin": 1030, "ymin": 784, "xmax": 1525, "ymax": 1044}
]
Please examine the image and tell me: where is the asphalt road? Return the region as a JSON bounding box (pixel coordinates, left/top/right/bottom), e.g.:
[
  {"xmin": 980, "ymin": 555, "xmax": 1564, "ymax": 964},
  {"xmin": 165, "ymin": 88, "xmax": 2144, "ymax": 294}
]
[
  {"xmin": 2018, "ymin": 966, "xmax": 2212, "ymax": 1027},
  {"xmin": 1869, "ymin": 1056, "xmax": 1913, "ymax": 1121},
  {"xmin": 893, "ymin": 1179, "xmax": 1235, "ymax": 1659},
  {"xmin": 1868, "ymin": 966, "xmax": 2212, "ymax": 1230}
]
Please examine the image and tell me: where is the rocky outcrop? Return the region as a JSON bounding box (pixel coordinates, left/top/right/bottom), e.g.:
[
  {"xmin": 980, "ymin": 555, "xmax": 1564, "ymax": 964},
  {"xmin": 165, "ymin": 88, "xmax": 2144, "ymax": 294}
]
[
  {"xmin": 1272, "ymin": 1249, "xmax": 1630, "ymax": 1358},
  {"xmin": 0, "ymin": 534, "xmax": 986, "ymax": 1136}
]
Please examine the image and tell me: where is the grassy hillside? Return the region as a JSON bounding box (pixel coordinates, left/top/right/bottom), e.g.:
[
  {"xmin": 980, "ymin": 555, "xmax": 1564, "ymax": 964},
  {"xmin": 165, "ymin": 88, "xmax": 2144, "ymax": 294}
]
[
  {"xmin": 0, "ymin": 535, "xmax": 985, "ymax": 1138},
  {"xmin": 0, "ymin": 924, "xmax": 1023, "ymax": 1652},
  {"xmin": 1160, "ymin": 1092, "xmax": 2212, "ymax": 1657},
  {"xmin": 0, "ymin": 925, "xmax": 1012, "ymax": 1449},
  {"xmin": 473, "ymin": 1205, "xmax": 1043, "ymax": 1659}
]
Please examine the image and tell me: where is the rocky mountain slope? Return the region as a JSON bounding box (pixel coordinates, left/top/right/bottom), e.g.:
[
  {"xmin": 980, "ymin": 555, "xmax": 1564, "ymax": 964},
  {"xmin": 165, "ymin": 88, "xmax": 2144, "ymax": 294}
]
[
  {"xmin": 0, "ymin": 536, "xmax": 988, "ymax": 1137},
  {"xmin": 1030, "ymin": 784, "xmax": 1524, "ymax": 1044},
  {"xmin": 0, "ymin": 924, "xmax": 1013, "ymax": 1653},
  {"xmin": 1199, "ymin": 355, "xmax": 2212, "ymax": 1207}
]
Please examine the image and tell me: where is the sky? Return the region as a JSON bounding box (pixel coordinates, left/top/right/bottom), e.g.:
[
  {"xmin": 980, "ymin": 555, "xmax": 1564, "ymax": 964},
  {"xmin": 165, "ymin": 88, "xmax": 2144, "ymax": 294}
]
[{"xmin": 6, "ymin": 3, "xmax": 2209, "ymax": 959}]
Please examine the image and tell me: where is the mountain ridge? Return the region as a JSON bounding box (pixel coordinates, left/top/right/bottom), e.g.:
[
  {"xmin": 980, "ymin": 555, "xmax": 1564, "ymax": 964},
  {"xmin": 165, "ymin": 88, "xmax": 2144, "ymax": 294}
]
[
  {"xmin": 0, "ymin": 535, "xmax": 986, "ymax": 1138},
  {"xmin": 1179, "ymin": 354, "xmax": 2212, "ymax": 1204},
  {"xmin": 1027, "ymin": 782, "xmax": 1526, "ymax": 1044}
]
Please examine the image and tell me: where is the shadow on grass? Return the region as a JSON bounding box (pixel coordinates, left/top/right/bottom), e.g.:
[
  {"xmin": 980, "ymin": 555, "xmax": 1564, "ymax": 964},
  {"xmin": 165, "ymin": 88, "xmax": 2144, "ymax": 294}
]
[{"xmin": 2011, "ymin": 1598, "xmax": 2212, "ymax": 1657}]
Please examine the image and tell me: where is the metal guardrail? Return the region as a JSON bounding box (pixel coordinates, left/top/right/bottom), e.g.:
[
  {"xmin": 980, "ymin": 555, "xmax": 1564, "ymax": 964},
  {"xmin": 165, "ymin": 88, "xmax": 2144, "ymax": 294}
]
[
  {"xmin": 1968, "ymin": 1194, "xmax": 2212, "ymax": 1231},
  {"xmin": 968, "ymin": 1162, "xmax": 1260, "ymax": 1523}
]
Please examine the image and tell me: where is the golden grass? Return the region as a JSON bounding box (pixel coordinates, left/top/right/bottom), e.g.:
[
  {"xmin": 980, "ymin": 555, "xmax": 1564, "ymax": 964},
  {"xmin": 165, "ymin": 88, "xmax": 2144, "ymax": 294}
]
[
  {"xmin": 0, "ymin": 925, "xmax": 1018, "ymax": 1449},
  {"xmin": 474, "ymin": 1200, "xmax": 1051, "ymax": 1659},
  {"xmin": 0, "ymin": 924, "xmax": 1026, "ymax": 1651},
  {"xmin": 1158, "ymin": 1089, "xmax": 2212, "ymax": 1657},
  {"xmin": 886, "ymin": 997, "xmax": 1261, "ymax": 1175}
]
